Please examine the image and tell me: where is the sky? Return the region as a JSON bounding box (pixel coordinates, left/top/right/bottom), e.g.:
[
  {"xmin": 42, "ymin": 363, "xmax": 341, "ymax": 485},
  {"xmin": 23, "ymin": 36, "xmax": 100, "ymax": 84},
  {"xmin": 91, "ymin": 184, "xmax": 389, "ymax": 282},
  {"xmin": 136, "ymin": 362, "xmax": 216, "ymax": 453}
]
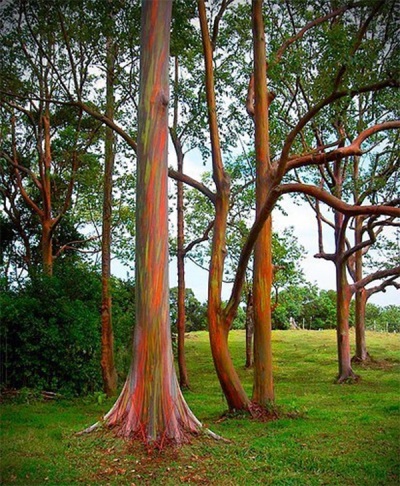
[{"xmin": 113, "ymin": 144, "xmax": 399, "ymax": 308}]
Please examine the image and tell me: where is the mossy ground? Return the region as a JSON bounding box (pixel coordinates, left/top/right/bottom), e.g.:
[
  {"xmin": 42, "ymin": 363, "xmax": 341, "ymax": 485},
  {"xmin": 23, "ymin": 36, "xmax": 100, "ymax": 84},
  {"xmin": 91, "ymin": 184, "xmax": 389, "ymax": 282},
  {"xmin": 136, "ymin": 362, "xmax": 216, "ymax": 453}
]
[{"xmin": 1, "ymin": 329, "xmax": 399, "ymax": 485}]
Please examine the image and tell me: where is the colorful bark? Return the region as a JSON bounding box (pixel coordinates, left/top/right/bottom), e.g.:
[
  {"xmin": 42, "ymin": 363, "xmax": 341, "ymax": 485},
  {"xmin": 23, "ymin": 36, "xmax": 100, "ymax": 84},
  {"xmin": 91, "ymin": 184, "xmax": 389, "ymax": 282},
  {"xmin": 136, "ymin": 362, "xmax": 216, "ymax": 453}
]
[
  {"xmin": 207, "ymin": 191, "xmax": 250, "ymax": 410},
  {"xmin": 245, "ymin": 290, "xmax": 254, "ymax": 368},
  {"xmin": 334, "ymin": 181, "xmax": 357, "ymax": 382},
  {"xmin": 176, "ymin": 138, "xmax": 190, "ymax": 389},
  {"xmin": 104, "ymin": 0, "xmax": 201, "ymax": 443},
  {"xmin": 198, "ymin": 0, "xmax": 250, "ymax": 412},
  {"xmin": 171, "ymin": 56, "xmax": 189, "ymax": 389},
  {"xmin": 336, "ymin": 258, "xmax": 357, "ymax": 382},
  {"xmin": 352, "ymin": 212, "xmax": 370, "ymax": 362},
  {"xmin": 40, "ymin": 105, "xmax": 55, "ymax": 276},
  {"xmin": 101, "ymin": 34, "xmax": 118, "ymax": 397},
  {"xmin": 251, "ymin": 0, "xmax": 274, "ymax": 405},
  {"xmin": 354, "ymin": 288, "xmax": 369, "ymax": 362}
]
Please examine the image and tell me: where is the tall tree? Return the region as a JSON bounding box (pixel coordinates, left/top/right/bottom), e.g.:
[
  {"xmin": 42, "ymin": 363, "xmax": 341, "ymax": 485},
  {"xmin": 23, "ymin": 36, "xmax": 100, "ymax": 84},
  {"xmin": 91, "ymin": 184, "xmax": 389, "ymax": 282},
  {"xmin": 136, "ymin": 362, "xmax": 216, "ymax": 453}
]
[
  {"xmin": 198, "ymin": 0, "xmax": 251, "ymax": 411},
  {"xmin": 251, "ymin": 0, "xmax": 274, "ymax": 406},
  {"xmin": 102, "ymin": 0, "xmax": 202, "ymax": 443},
  {"xmin": 100, "ymin": 17, "xmax": 118, "ymax": 397}
]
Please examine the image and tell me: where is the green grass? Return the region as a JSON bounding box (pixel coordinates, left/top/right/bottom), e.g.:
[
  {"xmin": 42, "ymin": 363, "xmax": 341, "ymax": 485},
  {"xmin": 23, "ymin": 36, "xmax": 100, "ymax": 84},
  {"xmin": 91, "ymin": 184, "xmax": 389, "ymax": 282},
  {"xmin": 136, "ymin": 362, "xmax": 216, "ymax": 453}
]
[{"xmin": 1, "ymin": 330, "xmax": 399, "ymax": 485}]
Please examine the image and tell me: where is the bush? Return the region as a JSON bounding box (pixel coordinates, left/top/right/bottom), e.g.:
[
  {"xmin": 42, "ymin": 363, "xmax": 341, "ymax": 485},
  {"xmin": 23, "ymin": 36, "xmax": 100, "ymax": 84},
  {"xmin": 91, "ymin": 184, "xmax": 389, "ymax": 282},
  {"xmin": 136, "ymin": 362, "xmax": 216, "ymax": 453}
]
[{"xmin": 0, "ymin": 263, "xmax": 102, "ymax": 396}]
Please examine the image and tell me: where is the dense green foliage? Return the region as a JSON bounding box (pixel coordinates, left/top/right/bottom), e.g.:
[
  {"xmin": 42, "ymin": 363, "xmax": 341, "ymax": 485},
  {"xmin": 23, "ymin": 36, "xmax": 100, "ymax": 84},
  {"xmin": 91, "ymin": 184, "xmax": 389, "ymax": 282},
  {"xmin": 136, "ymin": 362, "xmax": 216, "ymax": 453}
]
[
  {"xmin": 1, "ymin": 330, "xmax": 399, "ymax": 485},
  {"xmin": 0, "ymin": 264, "xmax": 102, "ymax": 395},
  {"xmin": 0, "ymin": 264, "xmax": 136, "ymax": 395}
]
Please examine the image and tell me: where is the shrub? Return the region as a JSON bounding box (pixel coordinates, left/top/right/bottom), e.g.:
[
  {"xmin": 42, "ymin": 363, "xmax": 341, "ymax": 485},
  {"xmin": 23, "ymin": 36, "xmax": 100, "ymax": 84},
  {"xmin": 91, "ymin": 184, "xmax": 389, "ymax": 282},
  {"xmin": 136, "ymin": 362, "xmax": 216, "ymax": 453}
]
[{"xmin": 0, "ymin": 263, "xmax": 102, "ymax": 396}]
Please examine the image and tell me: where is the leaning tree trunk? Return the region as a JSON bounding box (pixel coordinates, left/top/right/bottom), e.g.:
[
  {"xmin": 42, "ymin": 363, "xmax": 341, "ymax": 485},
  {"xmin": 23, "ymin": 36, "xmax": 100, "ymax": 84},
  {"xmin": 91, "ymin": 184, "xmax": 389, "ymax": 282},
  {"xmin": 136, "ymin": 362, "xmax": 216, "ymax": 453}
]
[
  {"xmin": 104, "ymin": 0, "xmax": 201, "ymax": 443},
  {"xmin": 198, "ymin": 0, "xmax": 250, "ymax": 412},
  {"xmin": 207, "ymin": 195, "xmax": 250, "ymax": 411},
  {"xmin": 100, "ymin": 33, "xmax": 118, "ymax": 397},
  {"xmin": 251, "ymin": 0, "xmax": 274, "ymax": 406},
  {"xmin": 41, "ymin": 106, "xmax": 54, "ymax": 276}
]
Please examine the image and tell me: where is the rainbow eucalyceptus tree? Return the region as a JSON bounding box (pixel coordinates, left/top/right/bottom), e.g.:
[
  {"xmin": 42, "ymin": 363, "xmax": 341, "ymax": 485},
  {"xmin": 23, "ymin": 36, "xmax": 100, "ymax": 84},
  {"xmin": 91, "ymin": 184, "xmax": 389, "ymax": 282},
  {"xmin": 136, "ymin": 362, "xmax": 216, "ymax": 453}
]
[
  {"xmin": 103, "ymin": 0, "xmax": 201, "ymax": 444},
  {"xmin": 195, "ymin": 0, "xmax": 400, "ymax": 410}
]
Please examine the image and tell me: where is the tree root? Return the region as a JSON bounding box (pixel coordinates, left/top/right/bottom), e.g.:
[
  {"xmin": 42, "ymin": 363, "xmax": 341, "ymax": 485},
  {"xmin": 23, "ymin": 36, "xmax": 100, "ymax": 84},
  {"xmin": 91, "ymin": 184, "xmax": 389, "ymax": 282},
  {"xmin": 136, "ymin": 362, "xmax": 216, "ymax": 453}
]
[
  {"xmin": 335, "ymin": 373, "xmax": 360, "ymax": 384},
  {"xmin": 76, "ymin": 421, "xmax": 103, "ymax": 436},
  {"xmin": 76, "ymin": 420, "xmax": 228, "ymax": 445},
  {"xmin": 351, "ymin": 353, "xmax": 372, "ymax": 364}
]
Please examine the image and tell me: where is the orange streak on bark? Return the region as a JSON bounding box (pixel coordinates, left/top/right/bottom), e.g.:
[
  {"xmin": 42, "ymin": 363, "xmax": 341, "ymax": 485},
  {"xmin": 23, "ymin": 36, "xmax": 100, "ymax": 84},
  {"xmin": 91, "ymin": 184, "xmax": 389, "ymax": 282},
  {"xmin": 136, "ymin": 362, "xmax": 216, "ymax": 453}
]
[{"xmin": 103, "ymin": 0, "xmax": 201, "ymax": 444}]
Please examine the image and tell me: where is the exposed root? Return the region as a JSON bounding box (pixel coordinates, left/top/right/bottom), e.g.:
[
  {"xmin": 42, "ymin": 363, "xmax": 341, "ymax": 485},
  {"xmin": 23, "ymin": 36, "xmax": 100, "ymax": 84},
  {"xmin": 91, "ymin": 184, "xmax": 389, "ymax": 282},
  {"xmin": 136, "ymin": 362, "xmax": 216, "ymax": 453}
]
[
  {"xmin": 76, "ymin": 420, "xmax": 103, "ymax": 436},
  {"xmin": 335, "ymin": 373, "xmax": 360, "ymax": 384},
  {"xmin": 249, "ymin": 401, "xmax": 280, "ymax": 422},
  {"xmin": 76, "ymin": 419, "xmax": 226, "ymax": 449},
  {"xmin": 351, "ymin": 353, "xmax": 372, "ymax": 364},
  {"xmin": 216, "ymin": 402, "xmax": 280, "ymax": 423},
  {"xmin": 202, "ymin": 427, "xmax": 230, "ymax": 443}
]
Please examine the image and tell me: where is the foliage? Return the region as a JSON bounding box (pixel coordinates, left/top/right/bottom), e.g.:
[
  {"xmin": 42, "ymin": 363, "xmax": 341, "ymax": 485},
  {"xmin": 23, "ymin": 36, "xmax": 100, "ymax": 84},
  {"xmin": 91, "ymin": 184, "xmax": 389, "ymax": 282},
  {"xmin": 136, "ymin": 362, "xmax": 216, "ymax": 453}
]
[
  {"xmin": 0, "ymin": 264, "xmax": 137, "ymax": 395},
  {"xmin": 169, "ymin": 287, "xmax": 207, "ymax": 332},
  {"xmin": 272, "ymin": 284, "xmax": 337, "ymax": 330},
  {"xmin": 0, "ymin": 263, "xmax": 102, "ymax": 395},
  {"xmin": 365, "ymin": 303, "xmax": 400, "ymax": 333}
]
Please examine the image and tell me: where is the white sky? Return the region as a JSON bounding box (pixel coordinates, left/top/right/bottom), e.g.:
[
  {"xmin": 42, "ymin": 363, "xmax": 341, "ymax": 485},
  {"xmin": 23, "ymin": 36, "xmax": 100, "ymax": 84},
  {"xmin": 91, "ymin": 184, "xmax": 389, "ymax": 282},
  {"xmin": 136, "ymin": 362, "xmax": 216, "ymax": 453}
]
[{"xmin": 113, "ymin": 143, "xmax": 399, "ymax": 307}]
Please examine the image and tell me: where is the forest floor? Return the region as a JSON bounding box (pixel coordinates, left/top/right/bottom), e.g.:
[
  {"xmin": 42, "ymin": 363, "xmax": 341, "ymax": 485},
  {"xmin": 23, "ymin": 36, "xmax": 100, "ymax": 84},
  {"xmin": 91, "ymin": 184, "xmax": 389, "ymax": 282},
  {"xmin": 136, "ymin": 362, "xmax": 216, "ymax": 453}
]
[{"xmin": 1, "ymin": 329, "xmax": 399, "ymax": 485}]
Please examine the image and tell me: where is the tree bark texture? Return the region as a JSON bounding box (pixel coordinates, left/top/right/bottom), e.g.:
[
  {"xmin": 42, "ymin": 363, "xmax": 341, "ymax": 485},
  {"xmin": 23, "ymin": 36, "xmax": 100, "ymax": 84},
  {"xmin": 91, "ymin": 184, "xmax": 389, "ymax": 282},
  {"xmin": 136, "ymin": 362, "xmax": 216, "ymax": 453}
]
[
  {"xmin": 101, "ymin": 34, "xmax": 118, "ymax": 397},
  {"xmin": 353, "ymin": 288, "xmax": 369, "ymax": 362},
  {"xmin": 198, "ymin": 0, "xmax": 250, "ymax": 412},
  {"xmin": 336, "ymin": 258, "xmax": 357, "ymax": 382},
  {"xmin": 251, "ymin": 0, "xmax": 274, "ymax": 405},
  {"xmin": 245, "ymin": 290, "xmax": 254, "ymax": 368},
  {"xmin": 104, "ymin": 0, "xmax": 201, "ymax": 443},
  {"xmin": 176, "ymin": 138, "xmax": 190, "ymax": 389},
  {"xmin": 41, "ymin": 105, "xmax": 54, "ymax": 276}
]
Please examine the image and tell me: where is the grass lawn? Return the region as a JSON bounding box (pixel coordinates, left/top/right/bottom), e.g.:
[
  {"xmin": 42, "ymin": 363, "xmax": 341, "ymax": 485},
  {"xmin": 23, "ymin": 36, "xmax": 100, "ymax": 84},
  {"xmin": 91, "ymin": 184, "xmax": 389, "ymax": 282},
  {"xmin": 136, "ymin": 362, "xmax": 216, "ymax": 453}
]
[{"xmin": 1, "ymin": 329, "xmax": 399, "ymax": 485}]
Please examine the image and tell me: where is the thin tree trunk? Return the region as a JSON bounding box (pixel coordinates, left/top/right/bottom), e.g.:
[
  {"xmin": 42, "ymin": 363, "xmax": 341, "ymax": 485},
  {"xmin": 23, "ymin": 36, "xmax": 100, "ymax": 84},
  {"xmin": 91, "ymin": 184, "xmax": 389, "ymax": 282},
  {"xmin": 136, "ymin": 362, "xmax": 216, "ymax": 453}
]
[
  {"xmin": 172, "ymin": 56, "xmax": 190, "ymax": 390},
  {"xmin": 101, "ymin": 33, "xmax": 118, "ymax": 397},
  {"xmin": 207, "ymin": 196, "xmax": 250, "ymax": 411},
  {"xmin": 104, "ymin": 0, "xmax": 201, "ymax": 443},
  {"xmin": 336, "ymin": 258, "xmax": 357, "ymax": 382},
  {"xmin": 251, "ymin": 0, "xmax": 274, "ymax": 405},
  {"xmin": 41, "ymin": 219, "xmax": 53, "ymax": 276},
  {"xmin": 353, "ymin": 288, "xmax": 370, "ymax": 362},
  {"xmin": 177, "ymin": 144, "xmax": 189, "ymax": 389},
  {"xmin": 245, "ymin": 290, "xmax": 254, "ymax": 368},
  {"xmin": 41, "ymin": 105, "xmax": 54, "ymax": 276}
]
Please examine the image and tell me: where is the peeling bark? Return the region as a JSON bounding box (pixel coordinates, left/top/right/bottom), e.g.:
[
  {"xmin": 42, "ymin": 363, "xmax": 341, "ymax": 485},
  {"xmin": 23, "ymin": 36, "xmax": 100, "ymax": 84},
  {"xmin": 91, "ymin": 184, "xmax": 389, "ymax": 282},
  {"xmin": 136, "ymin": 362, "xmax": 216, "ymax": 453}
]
[
  {"xmin": 251, "ymin": 0, "xmax": 274, "ymax": 406},
  {"xmin": 103, "ymin": 0, "xmax": 201, "ymax": 443}
]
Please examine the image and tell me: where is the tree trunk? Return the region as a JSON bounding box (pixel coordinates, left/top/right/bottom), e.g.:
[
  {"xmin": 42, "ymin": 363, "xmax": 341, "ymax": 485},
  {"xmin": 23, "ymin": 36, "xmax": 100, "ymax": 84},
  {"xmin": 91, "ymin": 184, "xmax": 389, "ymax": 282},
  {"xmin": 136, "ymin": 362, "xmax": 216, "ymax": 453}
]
[
  {"xmin": 41, "ymin": 105, "xmax": 53, "ymax": 276},
  {"xmin": 198, "ymin": 0, "xmax": 250, "ymax": 412},
  {"xmin": 41, "ymin": 219, "xmax": 53, "ymax": 276},
  {"xmin": 251, "ymin": 0, "xmax": 274, "ymax": 406},
  {"xmin": 352, "ymin": 215, "xmax": 370, "ymax": 362},
  {"xmin": 336, "ymin": 259, "xmax": 357, "ymax": 383},
  {"xmin": 207, "ymin": 193, "xmax": 250, "ymax": 411},
  {"xmin": 177, "ymin": 142, "xmax": 189, "ymax": 389},
  {"xmin": 353, "ymin": 288, "xmax": 370, "ymax": 362},
  {"xmin": 101, "ymin": 33, "xmax": 118, "ymax": 397},
  {"xmin": 208, "ymin": 310, "xmax": 250, "ymax": 411},
  {"xmin": 245, "ymin": 290, "xmax": 254, "ymax": 368},
  {"xmin": 104, "ymin": 0, "xmax": 201, "ymax": 443}
]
